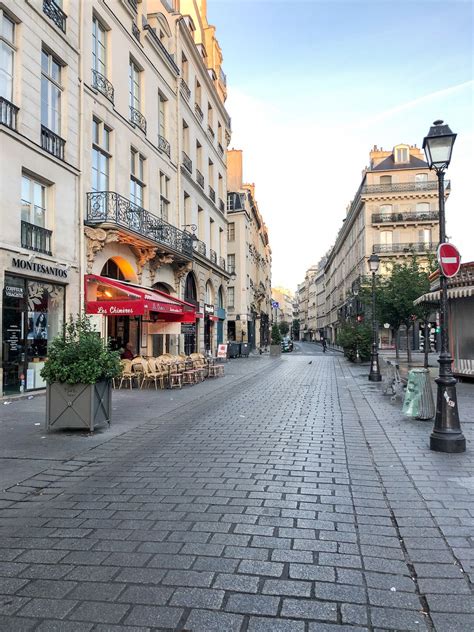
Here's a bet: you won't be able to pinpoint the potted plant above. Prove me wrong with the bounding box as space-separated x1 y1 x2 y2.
41 314 121 432
270 324 282 357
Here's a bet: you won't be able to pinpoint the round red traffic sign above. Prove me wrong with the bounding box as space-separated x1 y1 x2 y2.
437 242 461 278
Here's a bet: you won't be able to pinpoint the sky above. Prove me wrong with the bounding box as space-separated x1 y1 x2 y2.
206 0 474 292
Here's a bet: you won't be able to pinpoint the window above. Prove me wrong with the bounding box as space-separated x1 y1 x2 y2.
195 80 201 106
207 103 213 127
379 204 392 215
21 175 46 228
416 202 430 215
218 173 223 198
41 50 62 134
129 59 140 111
227 253 235 274
182 119 189 153
158 92 166 138
380 230 392 246
160 171 170 221
380 175 392 185
181 53 188 84
183 191 191 226
415 173 428 189
130 148 145 207
419 228 431 244
228 222 235 241
395 145 409 163
0 11 15 101
217 121 222 144
92 16 106 77
227 287 235 308
92 118 110 192
196 141 202 170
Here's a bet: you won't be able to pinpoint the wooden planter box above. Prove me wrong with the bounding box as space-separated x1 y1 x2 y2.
270 344 282 357
46 381 112 432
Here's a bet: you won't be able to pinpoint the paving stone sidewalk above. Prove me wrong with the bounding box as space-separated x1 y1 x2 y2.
0 351 472 632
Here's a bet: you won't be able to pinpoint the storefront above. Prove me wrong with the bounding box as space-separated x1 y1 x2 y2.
204 303 217 352
2 258 68 395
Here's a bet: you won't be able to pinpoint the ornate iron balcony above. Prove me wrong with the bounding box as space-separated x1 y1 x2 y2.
182 151 192 174
219 198 225 213
92 69 114 103
207 124 215 139
0 96 19 130
158 135 170 157
127 0 138 10
373 242 436 254
43 0 66 32
372 210 439 224
132 22 140 41
180 78 191 100
41 125 65 160
86 191 193 258
219 256 226 270
196 169 204 189
195 103 203 121
193 239 206 257
209 187 216 202
218 142 224 156
362 181 449 194
21 221 52 256
129 107 146 134
209 249 217 264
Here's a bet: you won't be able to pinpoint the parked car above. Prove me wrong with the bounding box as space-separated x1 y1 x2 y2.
281 337 293 352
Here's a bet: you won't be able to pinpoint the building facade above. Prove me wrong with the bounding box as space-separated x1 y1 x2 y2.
0 0 231 396
226 150 272 349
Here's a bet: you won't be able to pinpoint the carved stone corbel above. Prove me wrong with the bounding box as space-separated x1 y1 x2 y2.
130 246 157 283
173 261 193 287
149 252 175 284
84 227 120 273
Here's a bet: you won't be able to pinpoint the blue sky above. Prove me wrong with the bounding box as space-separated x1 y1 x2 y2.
207 0 474 290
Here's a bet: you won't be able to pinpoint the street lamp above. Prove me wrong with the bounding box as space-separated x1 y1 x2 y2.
423 120 465 453
368 254 381 381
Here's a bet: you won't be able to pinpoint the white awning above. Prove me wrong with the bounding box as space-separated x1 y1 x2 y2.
414 286 474 305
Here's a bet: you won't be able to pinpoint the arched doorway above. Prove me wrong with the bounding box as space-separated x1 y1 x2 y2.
183 273 198 355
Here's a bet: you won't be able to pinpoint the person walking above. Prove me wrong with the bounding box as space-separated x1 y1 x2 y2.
322 337 327 353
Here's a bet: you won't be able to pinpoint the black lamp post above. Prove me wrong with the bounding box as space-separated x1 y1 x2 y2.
353 282 361 363
368 254 381 381
423 120 465 453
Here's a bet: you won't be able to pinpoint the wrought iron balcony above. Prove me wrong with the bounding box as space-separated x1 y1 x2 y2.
86 191 193 258
182 151 192 174
207 124 215 139
132 22 140 41
372 210 439 224
21 221 52 256
158 135 170 157
41 125 65 160
127 0 138 10
363 181 449 195
193 239 206 257
180 78 191 100
219 256 226 270
43 0 66 32
195 103 203 122
92 69 114 103
373 242 436 254
209 186 216 202
219 198 225 213
209 249 217 264
196 169 204 189
129 107 146 134
218 142 224 156
0 97 19 130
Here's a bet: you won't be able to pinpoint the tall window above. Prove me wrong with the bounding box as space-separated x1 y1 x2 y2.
92 118 110 192
160 172 170 221
196 141 202 171
227 253 235 274
181 53 188 84
21 175 46 227
130 148 145 207
158 92 166 138
380 230 392 246
419 228 431 244
41 50 62 134
195 79 201 106
415 173 428 189
129 59 140 111
228 222 235 241
227 287 235 308
92 16 106 76
0 11 15 101
184 191 191 226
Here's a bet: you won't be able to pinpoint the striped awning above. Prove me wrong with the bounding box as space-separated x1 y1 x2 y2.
414 286 474 305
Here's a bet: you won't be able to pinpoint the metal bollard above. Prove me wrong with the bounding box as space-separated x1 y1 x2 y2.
402 368 435 420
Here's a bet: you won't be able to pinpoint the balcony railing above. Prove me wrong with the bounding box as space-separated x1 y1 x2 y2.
41 125 65 160
195 103 203 122
209 249 217 264
209 186 216 202
132 22 140 41
219 256 226 270
218 142 224 156
219 198 225 213
86 191 193 258
180 78 191 100
21 221 52 256
0 97 19 130
92 69 114 103
363 181 449 195
129 107 147 134
193 239 206 257
127 0 138 10
207 124 215 139
372 210 439 224
196 169 204 189
182 151 192 174
43 0 66 32
373 242 436 254
158 135 170 157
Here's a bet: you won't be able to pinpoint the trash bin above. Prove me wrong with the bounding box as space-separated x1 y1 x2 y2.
240 342 250 357
228 342 240 358
402 368 435 420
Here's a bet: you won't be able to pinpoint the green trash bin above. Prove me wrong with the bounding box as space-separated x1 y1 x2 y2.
402 368 435 420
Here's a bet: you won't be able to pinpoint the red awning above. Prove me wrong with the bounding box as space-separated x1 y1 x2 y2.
84 275 196 322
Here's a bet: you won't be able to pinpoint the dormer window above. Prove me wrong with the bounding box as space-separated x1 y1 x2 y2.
394 144 409 163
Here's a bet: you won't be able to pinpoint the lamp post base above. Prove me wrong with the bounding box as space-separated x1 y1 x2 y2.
430 378 466 453
368 346 381 382
430 431 466 453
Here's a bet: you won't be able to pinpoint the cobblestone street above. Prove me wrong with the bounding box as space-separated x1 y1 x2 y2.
0 346 473 632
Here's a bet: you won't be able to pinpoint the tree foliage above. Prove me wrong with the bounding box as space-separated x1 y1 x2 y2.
279 321 290 336
271 324 282 345
337 322 372 362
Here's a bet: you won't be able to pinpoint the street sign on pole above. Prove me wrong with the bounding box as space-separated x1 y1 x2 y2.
437 243 461 278
271 301 279 309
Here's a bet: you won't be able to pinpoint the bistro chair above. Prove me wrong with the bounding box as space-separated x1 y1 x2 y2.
131 357 146 388
118 359 135 389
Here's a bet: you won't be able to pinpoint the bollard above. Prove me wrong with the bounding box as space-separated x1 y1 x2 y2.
402 368 435 420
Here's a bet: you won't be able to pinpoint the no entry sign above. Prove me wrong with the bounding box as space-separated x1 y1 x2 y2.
437 242 461 278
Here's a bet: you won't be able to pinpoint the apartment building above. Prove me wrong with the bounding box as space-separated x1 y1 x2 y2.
0 0 231 396
226 150 272 349
271 287 295 330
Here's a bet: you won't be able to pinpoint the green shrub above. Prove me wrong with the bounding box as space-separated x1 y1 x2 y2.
337 322 372 362
41 314 121 385
271 324 282 345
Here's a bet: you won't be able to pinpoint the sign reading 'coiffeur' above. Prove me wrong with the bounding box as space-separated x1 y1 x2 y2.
12 257 68 279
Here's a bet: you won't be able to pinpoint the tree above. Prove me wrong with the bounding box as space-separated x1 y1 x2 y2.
279 321 290 336
271 324 282 345
292 319 300 340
